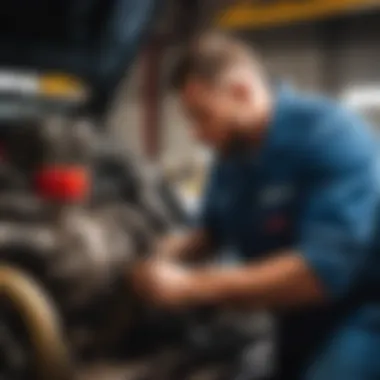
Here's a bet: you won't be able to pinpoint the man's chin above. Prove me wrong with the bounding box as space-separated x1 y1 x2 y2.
219 135 251 157
199 135 249 156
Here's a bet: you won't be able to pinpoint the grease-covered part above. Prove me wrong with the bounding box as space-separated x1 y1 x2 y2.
0 197 164 369
49 205 140 312
92 139 188 230
5 117 96 172
0 194 52 222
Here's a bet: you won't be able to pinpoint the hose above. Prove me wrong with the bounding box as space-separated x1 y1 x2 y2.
0 264 74 380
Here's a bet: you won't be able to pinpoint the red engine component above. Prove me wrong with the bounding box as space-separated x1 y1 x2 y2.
34 166 91 203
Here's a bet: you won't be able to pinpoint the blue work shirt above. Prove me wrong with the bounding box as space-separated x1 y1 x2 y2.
198 86 380 379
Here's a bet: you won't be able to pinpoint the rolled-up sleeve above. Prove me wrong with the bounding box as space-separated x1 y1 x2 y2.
298 111 379 299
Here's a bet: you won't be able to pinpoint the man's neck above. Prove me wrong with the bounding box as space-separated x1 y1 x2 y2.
241 94 273 150
220 85 274 159
220 127 265 159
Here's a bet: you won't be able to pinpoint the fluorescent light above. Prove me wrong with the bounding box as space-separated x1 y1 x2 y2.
341 85 380 110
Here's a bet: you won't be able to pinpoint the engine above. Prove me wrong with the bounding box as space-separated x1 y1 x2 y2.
0 117 276 380
0 116 187 376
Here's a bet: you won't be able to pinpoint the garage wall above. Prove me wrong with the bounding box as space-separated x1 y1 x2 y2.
243 24 326 93
110 10 380 161
109 48 201 165
331 13 380 93
242 10 380 95
108 60 144 156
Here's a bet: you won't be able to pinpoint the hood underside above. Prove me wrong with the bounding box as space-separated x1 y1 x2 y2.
0 0 162 115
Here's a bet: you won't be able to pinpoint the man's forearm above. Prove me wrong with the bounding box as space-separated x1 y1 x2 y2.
190 251 326 309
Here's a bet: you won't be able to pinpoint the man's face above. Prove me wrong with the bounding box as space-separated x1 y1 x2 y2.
180 77 251 150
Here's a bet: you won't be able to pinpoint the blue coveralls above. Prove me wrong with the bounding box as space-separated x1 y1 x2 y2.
198 86 380 380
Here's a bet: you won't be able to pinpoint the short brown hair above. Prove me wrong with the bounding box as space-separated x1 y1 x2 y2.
170 32 261 91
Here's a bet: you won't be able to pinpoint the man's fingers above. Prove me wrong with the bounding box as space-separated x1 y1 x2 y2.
129 260 192 308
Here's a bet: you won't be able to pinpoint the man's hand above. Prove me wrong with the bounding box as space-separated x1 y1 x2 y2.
152 229 213 263
131 260 197 309
129 229 214 309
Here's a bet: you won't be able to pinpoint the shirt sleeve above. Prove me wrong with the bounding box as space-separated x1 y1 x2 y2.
297 110 379 299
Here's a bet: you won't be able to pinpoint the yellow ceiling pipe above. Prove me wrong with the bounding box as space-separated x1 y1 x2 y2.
216 0 380 30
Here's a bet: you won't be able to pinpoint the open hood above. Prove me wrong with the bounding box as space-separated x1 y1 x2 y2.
0 0 162 117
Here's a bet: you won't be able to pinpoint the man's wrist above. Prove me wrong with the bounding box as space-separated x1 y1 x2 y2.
188 268 240 305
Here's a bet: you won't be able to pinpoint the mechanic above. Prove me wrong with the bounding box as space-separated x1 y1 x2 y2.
132 32 380 380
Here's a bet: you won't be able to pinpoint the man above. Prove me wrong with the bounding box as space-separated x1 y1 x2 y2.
132 33 380 379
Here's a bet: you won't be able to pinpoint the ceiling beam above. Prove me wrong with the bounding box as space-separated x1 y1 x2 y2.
216 0 380 30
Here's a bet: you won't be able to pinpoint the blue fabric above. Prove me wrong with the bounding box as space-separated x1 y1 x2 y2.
302 304 380 380
197 86 380 379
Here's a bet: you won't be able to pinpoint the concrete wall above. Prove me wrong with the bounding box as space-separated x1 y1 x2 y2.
108 49 201 165
243 24 326 93
242 10 380 95
108 60 144 157
331 13 380 93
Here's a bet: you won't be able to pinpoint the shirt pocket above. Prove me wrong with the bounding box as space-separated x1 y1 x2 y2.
253 183 299 252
